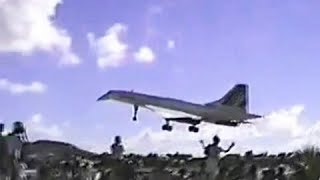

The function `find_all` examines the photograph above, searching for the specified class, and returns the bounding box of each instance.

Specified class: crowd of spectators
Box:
[0,122,319,180]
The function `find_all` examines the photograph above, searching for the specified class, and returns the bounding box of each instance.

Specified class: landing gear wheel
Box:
[162,124,173,131]
[188,126,199,133]
[132,116,137,121]
[188,126,193,132]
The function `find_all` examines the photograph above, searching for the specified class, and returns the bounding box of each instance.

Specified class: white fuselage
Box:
[106,90,251,122]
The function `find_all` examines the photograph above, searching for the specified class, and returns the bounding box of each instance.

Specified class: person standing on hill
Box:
[200,135,235,180]
[110,136,125,160]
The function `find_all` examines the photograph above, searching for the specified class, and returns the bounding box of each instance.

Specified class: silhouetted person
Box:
[11,121,28,142]
[245,150,254,162]
[200,135,234,180]
[0,135,11,180]
[275,166,287,180]
[0,123,4,136]
[111,136,124,160]
[6,133,23,162]
[3,123,24,180]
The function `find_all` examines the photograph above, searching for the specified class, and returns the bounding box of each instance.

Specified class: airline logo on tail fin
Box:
[219,84,248,111]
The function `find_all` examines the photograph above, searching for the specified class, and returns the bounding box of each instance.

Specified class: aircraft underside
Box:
[130,104,243,133]
[131,104,202,132]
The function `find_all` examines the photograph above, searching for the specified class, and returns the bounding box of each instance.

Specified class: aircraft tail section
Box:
[205,84,248,111]
[219,84,248,111]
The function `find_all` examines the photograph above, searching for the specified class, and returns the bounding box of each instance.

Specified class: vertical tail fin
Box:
[204,84,249,112]
[218,84,248,111]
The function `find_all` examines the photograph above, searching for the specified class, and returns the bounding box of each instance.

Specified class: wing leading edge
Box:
[144,105,201,119]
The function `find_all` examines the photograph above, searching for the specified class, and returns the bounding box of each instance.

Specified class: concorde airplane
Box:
[97,84,262,133]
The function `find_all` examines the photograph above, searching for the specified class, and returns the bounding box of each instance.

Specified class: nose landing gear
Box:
[132,105,138,121]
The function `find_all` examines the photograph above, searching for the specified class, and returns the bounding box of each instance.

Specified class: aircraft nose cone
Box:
[97,92,111,101]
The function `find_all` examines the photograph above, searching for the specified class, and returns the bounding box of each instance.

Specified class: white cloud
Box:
[124,105,320,156]
[87,23,129,69]
[134,46,155,63]
[0,78,47,95]
[24,113,64,140]
[167,40,175,49]
[0,0,80,66]
[258,105,305,137]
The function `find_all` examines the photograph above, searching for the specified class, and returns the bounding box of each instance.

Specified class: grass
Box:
[296,146,320,180]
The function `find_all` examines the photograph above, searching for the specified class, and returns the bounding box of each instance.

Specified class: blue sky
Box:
[1,0,320,155]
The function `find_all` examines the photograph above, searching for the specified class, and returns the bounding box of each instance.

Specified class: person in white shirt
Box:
[200,135,234,180]
[110,136,124,160]
[6,134,23,160]
[0,131,23,180]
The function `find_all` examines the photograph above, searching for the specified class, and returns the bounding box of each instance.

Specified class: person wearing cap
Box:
[201,135,235,180]
[110,136,125,160]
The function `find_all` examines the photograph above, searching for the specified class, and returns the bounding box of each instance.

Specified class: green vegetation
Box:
[297,146,320,180]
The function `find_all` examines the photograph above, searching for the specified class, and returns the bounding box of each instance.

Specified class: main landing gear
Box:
[160,120,199,133]
[188,126,199,133]
[161,121,173,131]
[132,105,138,121]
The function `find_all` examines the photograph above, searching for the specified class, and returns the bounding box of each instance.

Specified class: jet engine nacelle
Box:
[165,117,200,125]
[215,121,239,127]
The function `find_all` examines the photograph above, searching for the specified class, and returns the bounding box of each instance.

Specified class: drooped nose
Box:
[97,91,112,101]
